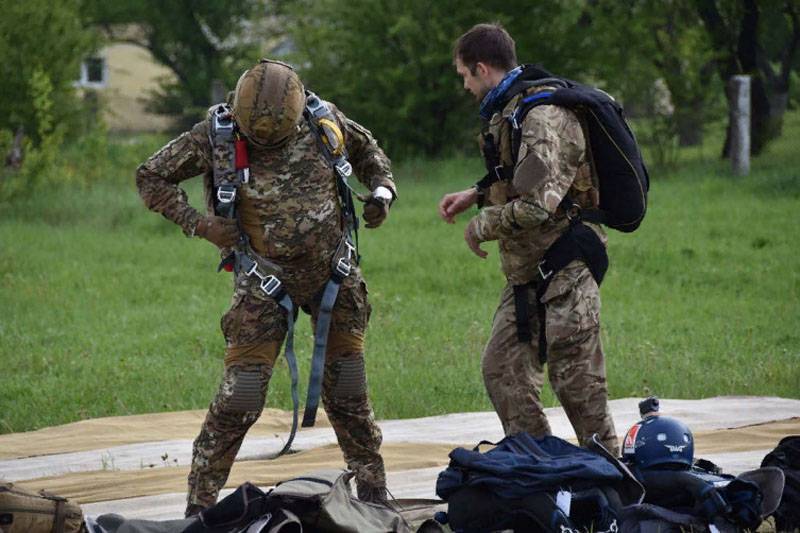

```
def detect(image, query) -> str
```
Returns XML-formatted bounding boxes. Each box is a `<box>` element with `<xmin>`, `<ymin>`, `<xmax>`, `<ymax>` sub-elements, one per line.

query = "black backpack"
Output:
<box><xmin>761</xmin><ymin>435</ymin><xmax>800</xmax><ymax>531</ymax></box>
<box><xmin>506</xmin><ymin>65</ymin><xmax>650</xmax><ymax>233</ymax></box>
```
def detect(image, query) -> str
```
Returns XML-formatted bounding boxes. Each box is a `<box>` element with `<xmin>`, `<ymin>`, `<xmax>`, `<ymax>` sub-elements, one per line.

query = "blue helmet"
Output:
<box><xmin>622</xmin><ymin>415</ymin><xmax>694</xmax><ymax>470</ymax></box>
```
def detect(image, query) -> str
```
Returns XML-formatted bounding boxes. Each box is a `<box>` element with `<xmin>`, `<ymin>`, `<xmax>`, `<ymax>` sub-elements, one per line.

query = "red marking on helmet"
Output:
<box><xmin>623</xmin><ymin>424</ymin><xmax>640</xmax><ymax>453</ymax></box>
<box><xmin>223</xmin><ymin>262</ymin><xmax>234</xmax><ymax>272</ymax></box>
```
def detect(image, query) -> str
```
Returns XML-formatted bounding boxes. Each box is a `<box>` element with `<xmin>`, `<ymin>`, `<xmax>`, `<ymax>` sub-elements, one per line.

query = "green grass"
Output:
<box><xmin>1</xmin><ymin>116</ymin><xmax>799</xmax><ymax>434</ymax></box>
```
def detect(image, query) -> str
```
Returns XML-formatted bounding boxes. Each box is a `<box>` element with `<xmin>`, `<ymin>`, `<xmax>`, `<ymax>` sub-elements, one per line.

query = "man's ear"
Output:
<box><xmin>474</xmin><ymin>61</ymin><xmax>490</xmax><ymax>79</ymax></box>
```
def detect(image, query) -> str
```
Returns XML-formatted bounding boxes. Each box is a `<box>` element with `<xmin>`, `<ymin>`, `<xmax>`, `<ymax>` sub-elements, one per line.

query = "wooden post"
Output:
<box><xmin>210</xmin><ymin>79</ymin><xmax>226</xmax><ymax>105</ymax></box>
<box><xmin>729</xmin><ymin>75</ymin><xmax>750</xmax><ymax>176</ymax></box>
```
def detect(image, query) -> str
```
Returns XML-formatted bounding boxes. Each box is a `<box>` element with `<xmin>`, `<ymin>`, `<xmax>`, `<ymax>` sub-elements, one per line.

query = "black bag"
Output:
<box><xmin>509</xmin><ymin>65</ymin><xmax>650</xmax><ymax>233</ymax></box>
<box><xmin>761</xmin><ymin>435</ymin><xmax>800</xmax><ymax>531</ymax></box>
<box><xmin>435</xmin><ymin>433</ymin><xmax>643</xmax><ymax>533</ymax></box>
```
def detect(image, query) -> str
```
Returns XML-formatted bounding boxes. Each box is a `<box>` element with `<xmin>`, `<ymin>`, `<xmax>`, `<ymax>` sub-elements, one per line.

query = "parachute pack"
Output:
<box><xmin>478</xmin><ymin>64</ymin><xmax>650</xmax><ymax>233</ymax></box>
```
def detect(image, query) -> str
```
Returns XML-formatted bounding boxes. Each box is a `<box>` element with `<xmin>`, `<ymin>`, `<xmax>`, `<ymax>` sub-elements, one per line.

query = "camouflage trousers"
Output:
<box><xmin>482</xmin><ymin>260</ymin><xmax>619</xmax><ymax>455</ymax></box>
<box><xmin>187</xmin><ymin>267</ymin><xmax>385</xmax><ymax>509</ymax></box>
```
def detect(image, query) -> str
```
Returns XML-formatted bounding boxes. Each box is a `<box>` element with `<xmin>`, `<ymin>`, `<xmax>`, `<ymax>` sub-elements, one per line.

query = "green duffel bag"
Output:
<box><xmin>269</xmin><ymin>469</ymin><xmax>411</xmax><ymax>533</ymax></box>
<box><xmin>0</xmin><ymin>482</ymin><xmax>84</xmax><ymax>533</ymax></box>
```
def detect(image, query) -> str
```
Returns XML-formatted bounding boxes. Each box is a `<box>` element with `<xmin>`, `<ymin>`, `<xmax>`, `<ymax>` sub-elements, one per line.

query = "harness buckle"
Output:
<box><xmin>493</xmin><ymin>165</ymin><xmax>505</xmax><ymax>181</ymax></box>
<box><xmin>212</xmin><ymin>107</ymin><xmax>235</xmax><ymax>139</ymax></box>
<box><xmin>335</xmin><ymin>160</ymin><xmax>352</xmax><ymax>178</ymax></box>
<box><xmin>306</xmin><ymin>94</ymin><xmax>327</xmax><ymax>118</ymax></box>
<box><xmin>260</xmin><ymin>275</ymin><xmax>283</xmax><ymax>297</ymax></box>
<box><xmin>537</xmin><ymin>260</ymin><xmax>553</xmax><ymax>281</ymax></box>
<box><xmin>335</xmin><ymin>257</ymin><xmax>351</xmax><ymax>279</ymax></box>
<box><xmin>216</xmin><ymin>185</ymin><xmax>236</xmax><ymax>204</ymax></box>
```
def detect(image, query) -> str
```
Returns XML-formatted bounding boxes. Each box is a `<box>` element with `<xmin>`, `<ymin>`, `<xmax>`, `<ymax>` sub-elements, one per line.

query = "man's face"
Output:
<box><xmin>455</xmin><ymin>57</ymin><xmax>492</xmax><ymax>101</ymax></box>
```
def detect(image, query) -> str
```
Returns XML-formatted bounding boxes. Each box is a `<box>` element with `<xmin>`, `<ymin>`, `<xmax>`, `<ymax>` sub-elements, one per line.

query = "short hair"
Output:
<box><xmin>453</xmin><ymin>23</ymin><xmax>517</xmax><ymax>74</ymax></box>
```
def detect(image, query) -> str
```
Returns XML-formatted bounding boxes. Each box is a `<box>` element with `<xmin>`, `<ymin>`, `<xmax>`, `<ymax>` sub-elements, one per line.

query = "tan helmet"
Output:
<box><xmin>232</xmin><ymin>60</ymin><xmax>305</xmax><ymax>147</ymax></box>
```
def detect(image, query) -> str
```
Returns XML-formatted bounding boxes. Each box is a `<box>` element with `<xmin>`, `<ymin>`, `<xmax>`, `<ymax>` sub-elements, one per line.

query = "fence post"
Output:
<box><xmin>729</xmin><ymin>75</ymin><xmax>750</xmax><ymax>176</ymax></box>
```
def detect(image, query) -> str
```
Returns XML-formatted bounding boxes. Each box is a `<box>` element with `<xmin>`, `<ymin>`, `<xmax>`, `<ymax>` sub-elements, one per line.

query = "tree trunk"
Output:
<box><xmin>5</xmin><ymin>126</ymin><xmax>25</xmax><ymax>170</ymax></box>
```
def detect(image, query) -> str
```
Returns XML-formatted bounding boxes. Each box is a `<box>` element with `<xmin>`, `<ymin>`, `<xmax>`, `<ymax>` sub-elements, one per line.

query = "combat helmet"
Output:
<box><xmin>232</xmin><ymin>59</ymin><xmax>305</xmax><ymax>147</ymax></box>
<box><xmin>622</xmin><ymin>397</ymin><xmax>694</xmax><ymax>470</ymax></box>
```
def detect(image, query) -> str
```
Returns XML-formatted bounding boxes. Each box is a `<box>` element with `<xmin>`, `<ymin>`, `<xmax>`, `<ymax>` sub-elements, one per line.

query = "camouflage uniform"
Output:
<box><xmin>136</xmin><ymin>103</ymin><xmax>395</xmax><ymax>509</ymax></box>
<box><xmin>471</xmin><ymin>87</ymin><xmax>618</xmax><ymax>455</ymax></box>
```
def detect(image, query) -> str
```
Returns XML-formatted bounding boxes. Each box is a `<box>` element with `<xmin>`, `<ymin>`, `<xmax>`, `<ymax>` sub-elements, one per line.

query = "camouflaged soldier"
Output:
<box><xmin>439</xmin><ymin>24</ymin><xmax>618</xmax><ymax>455</ymax></box>
<box><xmin>136</xmin><ymin>60</ymin><xmax>396</xmax><ymax>516</ymax></box>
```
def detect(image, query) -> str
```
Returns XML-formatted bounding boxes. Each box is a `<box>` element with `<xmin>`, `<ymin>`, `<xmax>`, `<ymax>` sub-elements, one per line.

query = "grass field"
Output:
<box><xmin>1</xmin><ymin>115</ymin><xmax>799</xmax><ymax>434</ymax></box>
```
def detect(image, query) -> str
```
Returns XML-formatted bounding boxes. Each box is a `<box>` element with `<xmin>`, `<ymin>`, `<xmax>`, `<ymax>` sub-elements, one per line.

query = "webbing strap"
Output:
<box><xmin>274</xmin><ymin>293</ymin><xmax>299</xmax><ymax>458</ymax></box>
<box><xmin>302</xmin><ymin>277</ymin><xmax>342</xmax><ymax>427</ymax></box>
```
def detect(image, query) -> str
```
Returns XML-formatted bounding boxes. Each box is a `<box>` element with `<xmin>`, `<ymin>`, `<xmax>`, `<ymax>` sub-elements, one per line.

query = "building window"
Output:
<box><xmin>76</xmin><ymin>56</ymin><xmax>108</xmax><ymax>88</ymax></box>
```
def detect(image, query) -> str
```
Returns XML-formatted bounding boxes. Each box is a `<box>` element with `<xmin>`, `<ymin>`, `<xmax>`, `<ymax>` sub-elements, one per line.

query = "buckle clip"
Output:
<box><xmin>335</xmin><ymin>160</ymin><xmax>352</xmax><ymax>178</ymax></box>
<box><xmin>213</xmin><ymin>107</ymin><xmax>235</xmax><ymax>139</ymax></box>
<box><xmin>335</xmin><ymin>257</ymin><xmax>351</xmax><ymax>278</ymax></box>
<box><xmin>537</xmin><ymin>261</ymin><xmax>553</xmax><ymax>281</ymax></box>
<box><xmin>493</xmin><ymin>165</ymin><xmax>505</xmax><ymax>181</ymax></box>
<box><xmin>306</xmin><ymin>94</ymin><xmax>327</xmax><ymax>118</ymax></box>
<box><xmin>217</xmin><ymin>185</ymin><xmax>236</xmax><ymax>204</ymax></box>
<box><xmin>260</xmin><ymin>275</ymin><xmax>282</xmax><ymax>297</ymax></box>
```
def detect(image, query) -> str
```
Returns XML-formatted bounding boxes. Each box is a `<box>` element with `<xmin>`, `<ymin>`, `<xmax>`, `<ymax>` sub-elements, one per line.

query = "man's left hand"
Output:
<box><xmin>359</xmin><ymin>186</ymin><xmax>394</xmax><ymax>228</ymax></box>
<box><xmin>464</xmin><ymin>217</ymin><xmax>487</xmax><ymax>258</ymax></box>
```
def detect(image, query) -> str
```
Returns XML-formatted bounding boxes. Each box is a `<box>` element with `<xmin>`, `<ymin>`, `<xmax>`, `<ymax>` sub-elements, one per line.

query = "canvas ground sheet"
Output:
<box><xmin>0</xmin><ymin>397</ymin><xmax>797</xmax><ymax>521</ymax></box>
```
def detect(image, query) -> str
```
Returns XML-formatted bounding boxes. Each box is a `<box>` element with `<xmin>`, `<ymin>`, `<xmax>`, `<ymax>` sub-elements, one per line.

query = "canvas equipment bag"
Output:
<box><xmin>435</xmin><ymin>433</ymin><xmax>643</xmax><ymax>533</ymax></box>
<box><xmin>87</xmin><ymin>470</ymin><xmax>409</xmax><ymax>533</ymax></box>
<box><xmin>761</xmin><ymin>435</ymin><xmax>800</xmax><ymax>531</ymax></box>
<box><xmin>0</xmin><ymin>482</ymin><xmax>84</xmax><ymax>533</ymax></box>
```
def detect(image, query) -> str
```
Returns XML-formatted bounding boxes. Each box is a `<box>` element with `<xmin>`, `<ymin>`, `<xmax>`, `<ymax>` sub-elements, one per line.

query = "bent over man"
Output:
<box><xmin>439</xmin><ymin>24</ymin><xmax>618</xmax><ymax>455</ymax></box>
<box><xmin>136</xmin><ymin>60</ymin><xmax>396</xmax><ymax>516</ymax></box>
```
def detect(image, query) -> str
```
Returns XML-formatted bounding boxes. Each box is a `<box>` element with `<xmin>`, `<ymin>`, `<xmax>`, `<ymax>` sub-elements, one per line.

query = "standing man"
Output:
<box><xmin>439</xmin><ymin>23</ymin><xmax>618</xmax><ymax>455</ymax></box>
<box><xmin>136</xmin><ymin>60</ymin><xmax>396</xmax><ymax>516</ymax></box>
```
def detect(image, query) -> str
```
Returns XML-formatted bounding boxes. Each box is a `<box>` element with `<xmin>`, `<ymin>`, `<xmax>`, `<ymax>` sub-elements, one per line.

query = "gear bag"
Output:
<box><xmin>0</xmin><ymin>482</ymin><xmax>84</xmax><ymax>533</ymax></box>
<box><xmin>435</xmin><ymin>433</ymin><xmax>643</xmax><ymax>533</ymax></box>
<box><xmin>761</xmin><ymin>435</ymin><xmax>800</xmax><ymax>531</ymax></box>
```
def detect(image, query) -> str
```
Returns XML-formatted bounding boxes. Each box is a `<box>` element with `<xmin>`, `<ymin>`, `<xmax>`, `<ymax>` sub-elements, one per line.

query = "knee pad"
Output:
<box><xmin>329</xmin><ymin>357</ymin><xmax>366</xmax><ymax>398</ymax></box>
<box><xmin>228</xmin><ymin>369</ymin><xmax>268</xmax><ymax>412</ymax></box>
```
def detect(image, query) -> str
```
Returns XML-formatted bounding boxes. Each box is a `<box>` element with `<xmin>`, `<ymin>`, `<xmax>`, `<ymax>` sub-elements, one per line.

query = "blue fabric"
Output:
<box><xmin>437</xmin><ymin>433</ymin><xmax>623</xmax><ymax>500</ymax></box>
<box><xmin>478</xmin><ymin>66</ymin><xmax>523</xmax><ymax>120</ymax></box>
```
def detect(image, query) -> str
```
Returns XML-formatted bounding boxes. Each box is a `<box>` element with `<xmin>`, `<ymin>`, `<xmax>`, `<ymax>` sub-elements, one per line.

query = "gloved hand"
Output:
<box><xmin>359</xmin><ymin>186</ymin><xmax>394</xmax><ymax>229</ymax></box>
<box><xmin>195</xmin><ymin>215</ymin><xmax>239</xmax><ymax>248</ymax></box>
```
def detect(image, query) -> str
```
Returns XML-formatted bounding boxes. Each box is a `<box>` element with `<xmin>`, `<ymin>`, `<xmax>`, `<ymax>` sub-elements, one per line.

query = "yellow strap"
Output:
<box><xmin>318</xmin><ymin>118</ymin><xmax>345</xmax><ymax>156</ymax></box>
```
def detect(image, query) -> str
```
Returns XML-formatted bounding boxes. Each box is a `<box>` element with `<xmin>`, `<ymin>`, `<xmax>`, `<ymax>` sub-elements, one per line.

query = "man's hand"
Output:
<box><xmin>464</xmin><ymin>217</ymin><xmax>487</xmax><ymax>259</ymax></box>
<box><xmin>195</xmin><ymin>215</ymin><xmax>239</xmax><ymax>248</ymax></box>
<box><xmin>359</xmin><ymin>186</ymin><xmax>394</xmax><ymax>229</ymax></box>
<box><xmin>438</xmin><ymin>187</ymin><xmax>478</xmax><ymax>224</ymax></box>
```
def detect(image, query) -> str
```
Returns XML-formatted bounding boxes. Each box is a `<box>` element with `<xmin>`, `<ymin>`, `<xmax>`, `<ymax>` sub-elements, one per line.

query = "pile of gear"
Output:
<box><xmin>433</xmin><ymin>397</ymin><xmax>794</xmax><ymax>533</ymax></box>
<box><xmin>2</xmin><ymin>397</ymin><xmax>798</xmax><ymax>533</ymax></box>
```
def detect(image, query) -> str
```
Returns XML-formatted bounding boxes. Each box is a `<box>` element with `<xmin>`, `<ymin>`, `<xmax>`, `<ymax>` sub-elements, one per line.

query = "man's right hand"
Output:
<box><xmin>195</xmin><ymin>215</ymin><xmax>239</xmax><ymax>248</ymax></box>
<box><xmin>438</xmin><ymin>187</ymin><xmax>478</xmax><ymax>224</ymax></box>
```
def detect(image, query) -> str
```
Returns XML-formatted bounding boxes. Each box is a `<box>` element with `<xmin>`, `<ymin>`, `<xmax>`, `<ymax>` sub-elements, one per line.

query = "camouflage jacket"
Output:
<box><xmin>473</xmin><ymin>86</ymin><xmax>605</xmax><ymax>286</ymax></box>
<box><xmin>136</xmin><ymin>104</ymin><xmax>395</xmax><ymax>280</ymax></box>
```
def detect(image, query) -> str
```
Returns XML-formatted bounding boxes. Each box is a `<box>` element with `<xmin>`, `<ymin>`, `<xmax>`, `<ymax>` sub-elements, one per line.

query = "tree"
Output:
<box><xmin>283</xmin><ymin>0</ymin><xmax>592</xmax><ymax>157</ymax></box>
<box><xmin>695</xmin><ymin>0</ymin><xmax>800</xmax><ymax>156</ymax></box>
<box><xmin>0</xmin><ymin>0</ymin><xmax>96</xmax><ymax>144</ymax></box>
<box><xmin>585</xmin><ymin>1</ymin><xmax>723</xmax><ymax>148</ymax></box>
<box><xmin>84</xmin><ymin>0</ymin><xmax>264</xmax><ymax>128</ymax></box>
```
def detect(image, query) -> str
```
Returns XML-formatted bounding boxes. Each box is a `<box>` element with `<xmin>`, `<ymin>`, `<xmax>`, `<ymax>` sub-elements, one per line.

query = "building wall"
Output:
<box><xmin>94</xmin><ymin>43</ymin><xmax>177</xmax><ymax>133</ymax></box>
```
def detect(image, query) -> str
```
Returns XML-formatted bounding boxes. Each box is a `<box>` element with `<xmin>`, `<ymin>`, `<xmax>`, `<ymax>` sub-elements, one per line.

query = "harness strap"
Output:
<box><xmin>513</xmin><ymin>221</ymin><xmax>608</xmax><ymax>363</ymax></box>
<box><xmin>302</xmin><ymin>277</ymin><xmax>342</xmax><ymax>427</ymax></box>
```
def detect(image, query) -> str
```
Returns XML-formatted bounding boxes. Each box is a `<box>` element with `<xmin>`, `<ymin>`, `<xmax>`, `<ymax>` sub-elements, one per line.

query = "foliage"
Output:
<box><xmin>0</xmin><ymin>0</ymin><xmax>96</xmax><ymax>143</ymax></box>
<box><xmin>83</xmin><ymin>0</ymin><xmax>265</xmax><ymax>129</ymax></box>
<box><xmin>282</xmin><ymin>0</ymin><xmax>591</xmax><ymax>157</ymax></box>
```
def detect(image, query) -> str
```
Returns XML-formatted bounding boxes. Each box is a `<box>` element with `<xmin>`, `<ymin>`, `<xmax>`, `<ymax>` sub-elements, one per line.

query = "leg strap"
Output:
<box><xmin>302</xmin><ymin>277</ymin><xmax>342</xmax><ymax>427</ymax></box>
<box><xmin>272</xmin><ymin>292</ymin><xmax>299</xmax><ymax>458</ymax></box>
